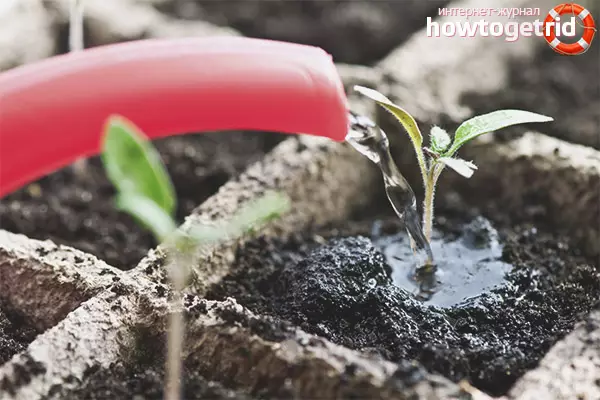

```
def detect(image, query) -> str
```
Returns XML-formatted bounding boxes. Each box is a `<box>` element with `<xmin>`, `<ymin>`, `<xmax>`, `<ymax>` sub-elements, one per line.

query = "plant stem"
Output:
<box><xmin>165</xmin><ymin>253</ymin><xmax>188</xmax><ymax>400</ymax></box>
<box><xmin>413</xmin><ymin>145</ymin><xmax>434</xmax><ymax>243</ymax></box>
<box><xmin>414</xmin><ymin>146</ymin><xmax>429</xmax><ymax>190</ymax></box>
<box><xmin>422</xmin><ymin>167</ymin><xmax>436</xmax><ymax>242</ymax></box>
<box><xmin>422</xmin><ymin>163</ymin><xmax>445</xmax><ymax>243</ymax></box>
<box><xmin>165</xmin><ymin>291</ymin><xmax>183</xmax><ymax>400</ymax></box>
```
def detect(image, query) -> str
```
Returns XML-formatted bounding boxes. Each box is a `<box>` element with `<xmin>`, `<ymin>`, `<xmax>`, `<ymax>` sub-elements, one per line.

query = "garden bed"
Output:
<box><xmin>206</xmin><ymin>190</ymin><xmax>599</xmax><ymax>396</ymax></box>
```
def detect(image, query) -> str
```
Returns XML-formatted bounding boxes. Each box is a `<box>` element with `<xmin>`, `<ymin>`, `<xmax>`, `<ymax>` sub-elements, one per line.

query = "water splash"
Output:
<box><xmin>346</xmin><ymin>112</ymin><xmax>433</xmax><ymax>264</ymax></box>
<box><xmin>367</xmin><ymin>278</ymin><xmax>377</xmax><ymax>289</ymax></box>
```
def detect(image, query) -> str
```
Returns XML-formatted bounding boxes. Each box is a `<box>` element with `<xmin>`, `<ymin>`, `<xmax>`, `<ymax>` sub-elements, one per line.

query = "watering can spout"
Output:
<box><xmin>0</xmin><ymin>37</ymin><xmax>349</xmax><ymax>197</ymax></box>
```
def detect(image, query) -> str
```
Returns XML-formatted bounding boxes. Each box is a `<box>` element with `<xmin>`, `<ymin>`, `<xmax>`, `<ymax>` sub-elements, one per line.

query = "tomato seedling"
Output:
<box><xmin>354</xmin><ymin>85</ymin><xmax>553</xmax><ymax>244</ymax></box>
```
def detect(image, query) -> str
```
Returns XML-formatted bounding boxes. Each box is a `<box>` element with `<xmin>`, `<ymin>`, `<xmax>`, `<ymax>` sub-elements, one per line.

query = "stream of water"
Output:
<box><xmin>346</xmin><ymin>112</ymin><xmax>433</xmax><ymax>265</ymax></box>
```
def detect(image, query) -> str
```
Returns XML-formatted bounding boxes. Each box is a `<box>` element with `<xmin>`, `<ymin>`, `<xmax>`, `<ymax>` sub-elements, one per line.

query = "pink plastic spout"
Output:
<box><xmin>0</xmin><ymin>37</ymin><xmax>349</xmax><ymax>197</ymax></box>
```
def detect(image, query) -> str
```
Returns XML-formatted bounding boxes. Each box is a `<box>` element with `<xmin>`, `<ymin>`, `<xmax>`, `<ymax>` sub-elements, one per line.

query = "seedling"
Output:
<box><xmin>354</xmin><ymin>86</ymin><xmax>553</xmax><ymax>251</ymax></box>
<box><xmin>100</xmin><ymin>115</ymin><xmax>290</xmax><ymax>400</ymax></box>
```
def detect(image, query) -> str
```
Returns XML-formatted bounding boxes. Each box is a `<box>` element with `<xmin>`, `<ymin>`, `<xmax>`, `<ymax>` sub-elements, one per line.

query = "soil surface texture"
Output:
<box><xmin>64</xmin><ymin>362</ymin><xmax>252</xmax><ymax>400</ymax></box>
<box><xmin>462</xmin><ymin>45</ymin><xmax>600</xmax><ymax>149</ymax></box>
<box><xmin>0</xmin><ymin>305</ymin><xmax>38</xmax><ymax>365</ymax></box>
<box><xmin>0</xmin><ymin>132</ymin><xmax>281</xmax><ymax>270</ymax></box>
<box><xmin>157</xmin><ymin>0</ymin><xmax>449</xmax><ymax>64</ymax></box>
<box><xmin>207</xmin><ymin>192</ymin><xmax>600</xmax><ymax>396</ymax></box>
<box><xmin>60</xmin><ymin>323</ymin><xmax>254</xmax><ymax>400</ymax></box>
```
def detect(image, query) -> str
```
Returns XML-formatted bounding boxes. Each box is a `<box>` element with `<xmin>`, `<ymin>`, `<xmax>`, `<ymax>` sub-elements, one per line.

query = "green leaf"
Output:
<box><xmin>101</xmin><ymin>115</ymin><xmax>176</xmax><ymax>216</ymax></box>
<box><xmin>115</xmin><ymin>192</ymin><xmax>177</xmax><ymax>242</ymax></box>
<box><xmin>354</xmin><ymin>85</ymin><xmax>423</xmax><ymax>148</ymax></box>
<box><xmin>171</xmin><ymin>225</ymin><xmax>230</xmax><ymax>253</ymax></box>
<box><xmin>430</xmin><ymin>126</ymin><xmax>451</xmax><ymax>153</ymax></box>
<box><xmin>178</xmin><ymin>191</ymin><xmax>291</xmax><ymax>252</ymax></box>
<box><xmin>447</xmin><ymin>110</ymin><xmax>553</xmax><ymax>155</ymax></box>
<box><xmin>438</xmin><ymin>157</ymin><xmax>478</xmax><ymax>178</ymax></box>
<box><xmin>187</xmin><ymin>225</ymin><xmax>230</xmax><ymax>244</ymax></box>
<box><xmin>227</xmin><ymin>191</ymin><xmax>291</xmax><ymax>237</ymax></box>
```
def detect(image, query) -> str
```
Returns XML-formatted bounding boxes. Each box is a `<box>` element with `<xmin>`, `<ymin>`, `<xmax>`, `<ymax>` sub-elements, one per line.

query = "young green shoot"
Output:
<box><xmin>354</xmin><ymin>85</ymin><xmax>553</xmax><ymax>255</ymax></box>
<box><xmin>100</xmin><ymin>116</ymin><xmax>290</xmax><ymax>400</ymax></box>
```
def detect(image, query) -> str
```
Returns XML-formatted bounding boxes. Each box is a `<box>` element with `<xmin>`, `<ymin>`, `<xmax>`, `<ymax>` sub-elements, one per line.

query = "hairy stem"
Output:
<box><xmin>422</xmin><ymin>163</ymin><xmax>445</xmax><ymax>242</ymax></box>
<box><xmin>433</xmin><ymin>163</ymin><xmax>445</xmax><ymax>183</ymax></box>
<box><xmin>415</xmin><ymin>146</ymin><xmax>429</xmax><ymax>191</ymax></box>
<box><xmin>422</xmin><ymin>167</ymin><xmax>436</xmax><ymax>242</ymax></box>
<box><xmin>413</xmin><ymin>146</ymin><xmax>433</xmax><ymax>244</ymax></box>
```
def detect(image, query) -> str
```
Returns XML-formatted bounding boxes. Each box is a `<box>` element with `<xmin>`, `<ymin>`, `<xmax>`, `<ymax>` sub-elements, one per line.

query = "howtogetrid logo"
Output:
<box><xmin>428</xmin><ymin>3</ymin><xmax>596</xmax><ymax>56</ymax></box>
<box><xmin>543</xmin><ymin>3</ymin><xmax>596</xmax><ymax>55</ymax></box>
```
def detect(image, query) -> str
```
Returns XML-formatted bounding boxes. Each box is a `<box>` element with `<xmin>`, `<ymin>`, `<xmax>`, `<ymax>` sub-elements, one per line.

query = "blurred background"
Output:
<box><xmin>2</xmin><ymin>0</ymin><xmax>597</xmax><ymax>144</ymax></box>
<box><xmin>0</xmin><ymin>0</ymin><xmax>598</xmax><ymax>268</ymax></box>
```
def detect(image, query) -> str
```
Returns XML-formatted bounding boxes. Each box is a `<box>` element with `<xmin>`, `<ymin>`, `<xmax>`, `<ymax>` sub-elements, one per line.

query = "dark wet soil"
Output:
<box><xmin>65</xmin><ymin>363</ymin><xmax>252</xmax><ymax>400</ymax></box>
<box><xmin>462</xmin><ymin>44</ymin><xmax>600</xmax><ymax>149</ymax></box>
<box><xmin>0</xmin><ymin>305</ymin><xmax>38</xmax><ymax>365</ymax></box>
<box><xmin>157</xmin><ymin>0</ymin><xmax>449</xmax><ymax>64</ymax></box>
<box><xmin>0</xmin><ymin>132</ymin><xmax>282</xmax><ymax>270</ymax></box>
<box><xmin>207</xmin><ymin>191</ymin><xmax>600</xmax><ymax>396</ymax></box>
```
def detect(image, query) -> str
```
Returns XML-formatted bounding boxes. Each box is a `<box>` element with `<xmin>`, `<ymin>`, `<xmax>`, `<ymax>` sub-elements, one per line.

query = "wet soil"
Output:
<box><xmin>207</xmin><ymin>191</ymin><xmax>600</xmax><ymax>396</ymax></box>
<box><xmin>65</xmin><ymin>363</ymin><xmax>252</xmax><ymax>400</ymax></box>
<box><xmin>157</xmin><ymin>0</ymin><xmax>449</xmax><ymax>64</ymax></box>
<box><xmin>379</xmin><ymin>217</ymin><xmax>513</xmax><ymax>307</ymax></box>
<box><xmin>462</xmin><ymin>44</ymin><xmax>600</xmax><ymax>149</ymax></box>
<box><xmin>0</xmin><ymin>132</ymin><xmax>281</xmax><ymax>270</ymax></box>
<box><xmin>0</xmin><ymin>305</ymin><xmax>38</xmax><ymax>365</ymax></box>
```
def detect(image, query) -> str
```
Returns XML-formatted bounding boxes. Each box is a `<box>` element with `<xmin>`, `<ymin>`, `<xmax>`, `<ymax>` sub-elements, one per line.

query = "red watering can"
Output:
<box><xmin>0</xmin><ymin>37</ymin><xmax>349</xmax><ymax>197</ymax></box>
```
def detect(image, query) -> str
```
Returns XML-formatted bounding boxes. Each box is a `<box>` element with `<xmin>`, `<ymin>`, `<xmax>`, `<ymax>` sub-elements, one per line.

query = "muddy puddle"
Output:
<box><xmin>377</xmin><ymin>217</ymin><xmax>512</xmax><ymax>307</ymax></box>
